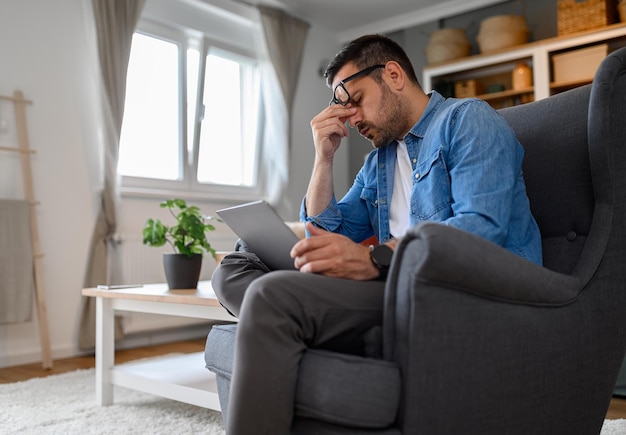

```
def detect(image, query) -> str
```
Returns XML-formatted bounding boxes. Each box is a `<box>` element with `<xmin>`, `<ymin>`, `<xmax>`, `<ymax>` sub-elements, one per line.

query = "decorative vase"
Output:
<box><xmin>512</xmin><ymin>62</ymin><xmax>532</xmax><ymax>90</ymax></box>
<box><xmin>163</xmin><ymin>253</ymin><xmax>203</xmax><ymax>289</ymax></box>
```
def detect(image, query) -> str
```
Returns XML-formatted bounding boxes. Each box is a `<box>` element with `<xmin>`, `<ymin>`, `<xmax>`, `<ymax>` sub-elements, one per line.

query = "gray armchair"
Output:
<box><xmin>205</xmin><ymin>47</ymin><xmax>626</xmax><ymax>434</ymax></box>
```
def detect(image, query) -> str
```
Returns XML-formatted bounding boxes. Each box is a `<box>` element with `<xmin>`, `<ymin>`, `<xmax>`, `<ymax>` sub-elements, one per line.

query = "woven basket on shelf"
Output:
<box><xmin>425</xmin><ymin>28</ymin><xmax>471</xmax><ymax>64</ymax></box>
<box><xmin>476</xmin><ymin>15</ymin><xmax>529</xmax><ymax>53</ymax></box>
<box><xmin>557</xmin><ymin>0</ymin><xmax>618</xmax><ymax>35</ymax></box>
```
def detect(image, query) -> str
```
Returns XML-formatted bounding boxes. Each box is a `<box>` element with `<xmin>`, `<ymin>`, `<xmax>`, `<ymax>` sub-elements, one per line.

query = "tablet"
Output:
<box><xmin>216</xmin><ymin>200</ymin><xmax>300</xmax><ymax>270</ymax></box>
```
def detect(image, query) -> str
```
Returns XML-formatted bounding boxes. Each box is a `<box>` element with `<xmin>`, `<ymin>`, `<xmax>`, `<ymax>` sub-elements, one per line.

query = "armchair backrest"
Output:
<box><xmin>499</xmin><ymin>47</ymin><xmax>626</xmax><ymax>277</ymax></box>
<box><xmin>499</xmin><ymin>86</ymin><xmax>592</xmax><ymax>274</ymax></box>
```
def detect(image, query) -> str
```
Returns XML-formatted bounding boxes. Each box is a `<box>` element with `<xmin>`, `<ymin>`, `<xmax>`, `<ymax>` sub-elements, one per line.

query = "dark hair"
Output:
<box><xmin>324</xmin><ymin>34</ymin><xmax>420</xmax><ymax>88</ymax></box>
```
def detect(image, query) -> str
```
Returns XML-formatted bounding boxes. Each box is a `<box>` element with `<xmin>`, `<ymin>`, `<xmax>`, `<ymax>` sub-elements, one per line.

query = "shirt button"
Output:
<box><xmin>412</xmin><ymin>159</ymin><xmax>417</xmax><ymax>164</ymax></box>
<box><xmin>415</xmin><ymin>173</ymin><xmax>420</xmax><ymax>179</ymax></box>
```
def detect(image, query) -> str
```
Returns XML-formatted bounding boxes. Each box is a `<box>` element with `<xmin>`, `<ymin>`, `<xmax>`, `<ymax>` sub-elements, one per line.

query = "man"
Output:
<box><xmin>213</xmin><ymin>34</ymin><xmax>542</xmax><ymax>434</ymax></box>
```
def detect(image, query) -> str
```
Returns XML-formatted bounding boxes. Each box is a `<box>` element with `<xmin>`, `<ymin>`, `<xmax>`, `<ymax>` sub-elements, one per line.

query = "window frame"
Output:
<box><xmin>119</xmin><ymin>19</ymin><xmax>265</xmax><ymax>202</ymax></box>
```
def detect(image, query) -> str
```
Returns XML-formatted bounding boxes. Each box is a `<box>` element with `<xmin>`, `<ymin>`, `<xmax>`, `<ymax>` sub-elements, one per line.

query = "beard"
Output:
<box><xmin>358</xmin><ymin>84</ymin><xmax>409</xmax><ymax>148</ymax></box>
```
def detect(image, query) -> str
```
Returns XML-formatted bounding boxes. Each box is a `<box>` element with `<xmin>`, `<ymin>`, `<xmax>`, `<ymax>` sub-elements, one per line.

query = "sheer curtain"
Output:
<box><xmin>257</xmin><ymin>6</ymin><xmax>309</xmax><ymax>215</ymax></box>
<box><xmin>78</xmin><ymin>0</ymin><xmax>145</xmax><ymax>349</ymax></box>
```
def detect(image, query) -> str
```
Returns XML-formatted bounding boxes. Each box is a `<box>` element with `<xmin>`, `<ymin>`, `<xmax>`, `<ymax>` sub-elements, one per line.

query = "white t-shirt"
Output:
<box><xmin>389</xmin><ymin>140</ymin><xmax>412</xmax><ymax>238</ymax></box>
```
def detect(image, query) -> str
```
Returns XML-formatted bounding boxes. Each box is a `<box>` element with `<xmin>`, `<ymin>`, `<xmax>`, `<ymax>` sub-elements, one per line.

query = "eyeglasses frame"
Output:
<box><xmin>329</xmin><ymin>64</ymin><xmax>386</xmax><ymax>106</ymax></box>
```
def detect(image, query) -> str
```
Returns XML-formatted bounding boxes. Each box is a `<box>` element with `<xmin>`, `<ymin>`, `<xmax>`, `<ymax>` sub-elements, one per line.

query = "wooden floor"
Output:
<box><xmin>607</xmin><ymin>396</ymin><xmax>626</xmax><ymax>420</ymax></box>
<box><xmin>1</xmin><ymin>339</ymin><xmax>626</xmax><ymax>420</ymax></box>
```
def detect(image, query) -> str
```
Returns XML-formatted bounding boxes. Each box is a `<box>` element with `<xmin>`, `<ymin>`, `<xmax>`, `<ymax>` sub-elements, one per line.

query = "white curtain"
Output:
<box><xmin>257</xmin><ymin>6</ymin><xmax>309</xmax><ymax>214</ymax></box>
<box><xmin>78</xmin><ymin>0</ymin><xmax>145</xmax><ymax>349</ymax></box>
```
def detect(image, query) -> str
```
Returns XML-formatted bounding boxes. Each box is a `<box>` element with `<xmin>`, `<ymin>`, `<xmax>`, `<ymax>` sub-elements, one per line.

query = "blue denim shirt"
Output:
<box><xmin>301</xmin><ymin>91</ymin><xmax>543</xmax><ymax>266</ymax></box>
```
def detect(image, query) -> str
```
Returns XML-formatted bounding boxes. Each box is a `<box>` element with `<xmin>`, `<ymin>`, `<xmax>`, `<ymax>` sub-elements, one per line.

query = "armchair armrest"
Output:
<box><xmin>387</xmin><ymin>222</ymin><xmax>580</xmax><ymax>305</ymax></box>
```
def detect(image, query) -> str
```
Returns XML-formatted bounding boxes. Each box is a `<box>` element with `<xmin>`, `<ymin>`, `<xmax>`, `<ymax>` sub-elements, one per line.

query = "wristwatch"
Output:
<box><xmin>369</xmin><ymin>244</ymin><xmax>394</xmax><ymax>278</ymax></box>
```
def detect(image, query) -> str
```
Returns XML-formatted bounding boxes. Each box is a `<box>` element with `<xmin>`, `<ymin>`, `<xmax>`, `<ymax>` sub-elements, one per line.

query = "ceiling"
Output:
<box><xmin>250</xmin><ymin>0</ymin><xmax>508</xmax><ymax>41</ymax></box>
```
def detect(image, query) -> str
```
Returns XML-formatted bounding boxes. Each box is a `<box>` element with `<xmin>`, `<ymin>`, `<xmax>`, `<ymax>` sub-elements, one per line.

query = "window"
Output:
<box><xmin>196</xmin><ymin>50</ymin><xmax>259</xmax><ymax>186</ymax></box>
<box><xmin>118</xmin><ymin>33</ymin><xmax>180</xmax><ymax>181</ymax></box>
<box><xmin>118</xmin><ymin>23</ymin><xmax>262</xmax><ymax>197</ymax></box>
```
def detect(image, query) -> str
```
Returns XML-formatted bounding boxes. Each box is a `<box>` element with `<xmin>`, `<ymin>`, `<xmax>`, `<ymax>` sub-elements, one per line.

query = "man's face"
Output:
<box><xmin>332</xmin><ymin>63</ymin><xmax>408</xmax><ymax>148</ymax></box>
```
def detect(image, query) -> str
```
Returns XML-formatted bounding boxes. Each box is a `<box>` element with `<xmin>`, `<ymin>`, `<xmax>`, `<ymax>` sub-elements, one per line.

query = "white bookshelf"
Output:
<box><xmin>423</xmin><ymin>23</ymin><xmax>626</xmax><ymax>107</ymax></box>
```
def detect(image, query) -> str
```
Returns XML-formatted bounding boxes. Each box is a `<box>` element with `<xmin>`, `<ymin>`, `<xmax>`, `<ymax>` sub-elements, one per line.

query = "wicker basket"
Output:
<box><xmin>425</xmin><ymin>28</ymin><xmax>471</xmax><ymax>64</ymax></box>
<box><xmin>454</xmin><ymin>79</ymin><xmax>485</xmax><ymax>98</ymax></box>
<box><xmin>476</xmin><ymin>15</ymin><xmax>529</xmax><ymax>53</ymax></box>
<box><xmin>557</xmin><ymin>0</ymin><xmax>618</xmax><ymax>35</ymax></box>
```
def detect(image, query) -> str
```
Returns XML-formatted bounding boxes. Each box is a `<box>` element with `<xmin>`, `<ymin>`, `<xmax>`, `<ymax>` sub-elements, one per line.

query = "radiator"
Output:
<box><xmin>112</xmin><ymin>233</ymin><xmax>236</xmax><ymax>334</ymax></box>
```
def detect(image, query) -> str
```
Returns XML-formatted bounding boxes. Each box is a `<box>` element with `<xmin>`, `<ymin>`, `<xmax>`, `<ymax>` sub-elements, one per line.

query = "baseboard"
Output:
<box><xmin>0</xmin><ymin>344</ymin><xmax>78</xmax><ymax>369</ymax></box>
<box><xmin>0</xmin><ymin>322</ymin><xmax>229</xmax><ymax>369</ymax></box>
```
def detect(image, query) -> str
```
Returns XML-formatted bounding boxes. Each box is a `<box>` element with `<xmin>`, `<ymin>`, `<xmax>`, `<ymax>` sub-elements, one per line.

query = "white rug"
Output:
<box><xmin>2</xmin><ymin>367</ymin><xmax>626</xmax><ymax>434</ymax></box>
<box><xmin>603</xmin><ymin>419</ymin><xmax>626</xmax><ymax>435</ymax></box>
<box><xmin>0</xmin><ymin>367</ymin><xmax>225</xmax><ymax>434</ymax></box>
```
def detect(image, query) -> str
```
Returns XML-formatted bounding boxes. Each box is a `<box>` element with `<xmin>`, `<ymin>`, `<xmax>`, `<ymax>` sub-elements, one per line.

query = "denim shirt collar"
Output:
<box><xmin>405</xmin><ymin>90</ymin><xmax>445</xmax><ymax>141</ymax></box>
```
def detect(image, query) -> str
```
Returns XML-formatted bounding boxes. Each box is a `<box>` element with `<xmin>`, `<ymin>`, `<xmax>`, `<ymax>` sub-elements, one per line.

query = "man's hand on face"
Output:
<box><xmin>290</xmin><ymin>222</ymin><xmax>380</xmax><ymax>280</ymax></box>
<box><xmin>310</xmin><ymin>105</ymin><xmax>357</xmax><ymax>162</ymax></box>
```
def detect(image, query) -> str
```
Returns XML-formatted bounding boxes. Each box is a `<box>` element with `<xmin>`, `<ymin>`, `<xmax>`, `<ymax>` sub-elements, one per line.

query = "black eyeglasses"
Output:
<box><xmin>329</xmin><ymin>64</ymin><xmax>385</xmax><ymax>106</ymax></box>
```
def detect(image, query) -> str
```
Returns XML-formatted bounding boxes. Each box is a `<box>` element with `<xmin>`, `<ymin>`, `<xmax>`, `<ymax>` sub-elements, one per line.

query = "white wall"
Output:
<box><xmin>0</xmin><ymin>0</ymin><xmax>102</xmax><ymax>366</ymax></box>
<box><xmin>0</xmin><ymin>0</ymin><xmax>346</xmax><ymax>367</ymax></box>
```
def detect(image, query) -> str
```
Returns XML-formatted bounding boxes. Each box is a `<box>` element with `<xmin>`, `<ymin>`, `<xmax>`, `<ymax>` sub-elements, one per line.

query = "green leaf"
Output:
<box><xmin>186</xmin><ymin>205</ymin><xmax>201</xmax><ymax>215</ymax></box>
<box><xmin>142</xmin><ymin>219</ymin><xmax>167</xmax><ymax>247</ymax></box>
<box><xmin>184</xmin><ymin>216</ymin><xmax>207</xmax><ymax>240</ymax></box>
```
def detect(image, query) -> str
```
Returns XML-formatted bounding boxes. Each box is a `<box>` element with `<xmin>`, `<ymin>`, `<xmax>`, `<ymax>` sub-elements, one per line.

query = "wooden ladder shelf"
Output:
<box><xmin>0</xmin><ymin>90</ymin><xmax>52</xmax><ymax>369</ymax></box>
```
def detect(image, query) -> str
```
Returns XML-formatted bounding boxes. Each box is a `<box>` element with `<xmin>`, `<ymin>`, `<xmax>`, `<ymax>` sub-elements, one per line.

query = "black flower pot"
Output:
<box><xmin>163</xmin><ymin>253</ymin><xmax>202</xmax><ymax>289</ymax></box>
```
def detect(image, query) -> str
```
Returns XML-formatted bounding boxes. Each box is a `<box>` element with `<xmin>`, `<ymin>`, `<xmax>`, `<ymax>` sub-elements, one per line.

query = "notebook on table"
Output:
<box><xmin>216</xmin><ymin>200</ymin><xmax>300</xmax><ymax>270</ymax></box>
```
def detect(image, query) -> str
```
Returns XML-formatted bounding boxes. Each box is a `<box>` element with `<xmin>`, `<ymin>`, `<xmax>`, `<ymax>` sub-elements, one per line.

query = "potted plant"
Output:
<box><xmin>142</xmin><ymin>198</ymin><xmax>220</xmax><ymax>289</ymax></box>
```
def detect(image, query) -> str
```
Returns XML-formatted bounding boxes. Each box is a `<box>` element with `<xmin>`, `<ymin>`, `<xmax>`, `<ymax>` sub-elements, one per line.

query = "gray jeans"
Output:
<box><xmin>212</xmin><ymin>252</ymin><xmax>386</xmax><ymax>435</ymax></box>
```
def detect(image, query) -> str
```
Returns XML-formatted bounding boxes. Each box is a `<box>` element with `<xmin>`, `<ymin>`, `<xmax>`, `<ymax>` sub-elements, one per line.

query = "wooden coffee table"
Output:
<box><xmin>81</xmin><ymin>281</ymin><xmax>236</xmax><ymax>410</ymax></box>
